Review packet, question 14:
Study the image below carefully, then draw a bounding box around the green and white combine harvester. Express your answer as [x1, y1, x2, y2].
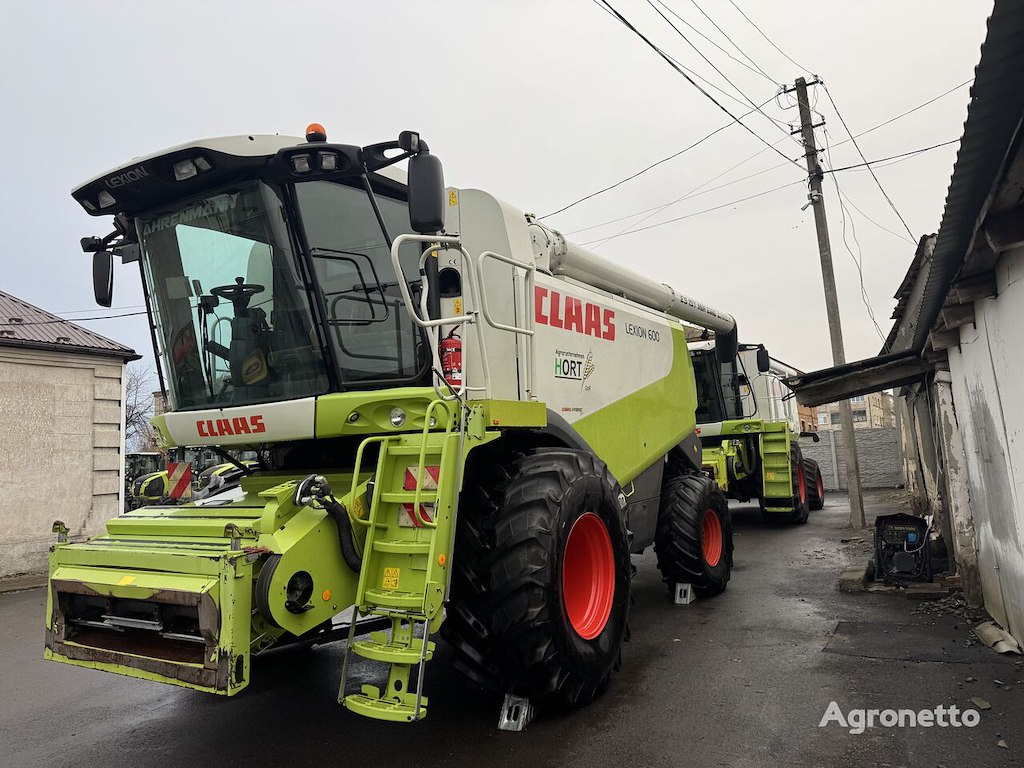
[46, 125, 744, 726]
[688, 341, 825, 524]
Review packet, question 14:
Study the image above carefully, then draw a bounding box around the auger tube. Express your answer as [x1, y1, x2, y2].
[529, 220, 737, 356]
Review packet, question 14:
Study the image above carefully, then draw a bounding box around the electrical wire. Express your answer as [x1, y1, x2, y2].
[591, 0, 783, 119]
[539, 94, 775, 219]
[566, 79, 971, 239]
[645, 0, 798, 143]
[822, 130, 886, 341]
[0, 309, 149, 327]
[828, 77, 974, 151]
[576, 179, 804, 246]
[820, 81, 916, 240]
[823, 138, 960, 174]
[685, 0, 777, 84]
[53, 304, 146, 316]
[585, 137, 799, 247]
[726, 0, 810, 75]
[594, 0, 803, 169]
[835, 187, 915, 245]
[652, 0, 777, 85]
[565, 155, 792, 235]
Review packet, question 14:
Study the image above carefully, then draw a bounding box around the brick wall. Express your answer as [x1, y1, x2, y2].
[799, 427, 903, 490]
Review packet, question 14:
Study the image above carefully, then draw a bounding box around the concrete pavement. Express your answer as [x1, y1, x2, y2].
[1, 490, 1021, 767]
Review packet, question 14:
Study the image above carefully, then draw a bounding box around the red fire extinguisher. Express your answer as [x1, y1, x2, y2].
[439, 329, 463, 386]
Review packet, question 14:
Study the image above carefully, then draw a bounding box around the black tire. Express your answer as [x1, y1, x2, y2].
[804, 458, 825, 511]
[440, 459, 510, 689]
[443, 448, 631, 707]
[655, 473, 733, 597]
[789, 445, 809, 525]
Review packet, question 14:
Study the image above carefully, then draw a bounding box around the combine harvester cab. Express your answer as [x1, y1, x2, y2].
[688, 341, 826, 524]
[47, 124, 742, 724]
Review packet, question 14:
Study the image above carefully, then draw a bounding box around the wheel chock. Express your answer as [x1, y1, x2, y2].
[497, 693, 533, 732]
[674, 583, 696, 605]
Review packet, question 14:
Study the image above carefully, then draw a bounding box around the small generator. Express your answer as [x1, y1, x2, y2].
[872, 513, 931, 585]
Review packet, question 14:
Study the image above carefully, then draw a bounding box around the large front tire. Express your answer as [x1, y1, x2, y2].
[446, 448, 631, 707]
[655, 474, 733, 597]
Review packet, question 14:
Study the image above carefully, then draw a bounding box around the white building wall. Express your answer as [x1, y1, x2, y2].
[947, 244, 1024, 642]
[0, 347, 125, 578]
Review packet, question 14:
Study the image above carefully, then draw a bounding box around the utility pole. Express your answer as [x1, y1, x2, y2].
[792, 76, 865, 529]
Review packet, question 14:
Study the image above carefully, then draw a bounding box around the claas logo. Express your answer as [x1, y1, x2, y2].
[196, 415, 266, 438]
[534, 286, 615, 340]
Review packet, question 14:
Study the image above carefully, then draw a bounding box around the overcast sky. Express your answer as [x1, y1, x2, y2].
[1, 0, 992, 378]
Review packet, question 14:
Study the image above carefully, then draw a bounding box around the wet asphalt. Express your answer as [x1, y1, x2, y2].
[2, 490, 1021, 768]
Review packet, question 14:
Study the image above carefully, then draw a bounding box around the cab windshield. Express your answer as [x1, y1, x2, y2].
[139, 181, 328, 410]
[691, 348, 745, 424]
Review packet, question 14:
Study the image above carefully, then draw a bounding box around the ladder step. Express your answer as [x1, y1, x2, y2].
[344, 687, 428, 722]
[364, 588, 426, 609]
[352, 632, 435, 664]
[373, 538, 432, 554]
[379, 491, 439, 505]
[386, 446, 445, 456]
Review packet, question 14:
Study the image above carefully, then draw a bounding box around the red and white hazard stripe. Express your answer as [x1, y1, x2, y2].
[167, 462, 192, 500]
[400, 465, 439, 527]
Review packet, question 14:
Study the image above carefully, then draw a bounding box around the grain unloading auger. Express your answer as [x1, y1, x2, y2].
[47, 125, 739, 725]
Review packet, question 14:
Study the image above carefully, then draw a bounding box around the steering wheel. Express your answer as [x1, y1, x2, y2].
[211, 277, 265, 309]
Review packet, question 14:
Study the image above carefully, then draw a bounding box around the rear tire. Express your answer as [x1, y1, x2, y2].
[444, 448, 631, 707]
[655, 473, 733, 597]
[789, 446, 809, 525]
[804, 458, 825, 511]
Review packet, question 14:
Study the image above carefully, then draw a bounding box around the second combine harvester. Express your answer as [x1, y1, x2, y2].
[46, 126, 741, 725]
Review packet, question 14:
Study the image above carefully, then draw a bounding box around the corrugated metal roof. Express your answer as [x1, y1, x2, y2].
[0, 290, 138, 360]
[912, 0, 1024, 349]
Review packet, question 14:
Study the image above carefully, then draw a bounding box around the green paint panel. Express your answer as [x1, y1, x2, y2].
[483, 399, 547, 428]
[574, 327, 696, 484]
[315, 388, 454, 438]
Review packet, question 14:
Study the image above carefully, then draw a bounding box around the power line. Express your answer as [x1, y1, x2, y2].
[822, 130, 886, 340]
[836, 187, 915, 245]
[823, 138, 960, 174]
[652, 0, 777, 85]
[53, 304, 146, 316]
[539, 95, 775, 219]
[594, 0, 802, 169]
[829, 77, 973, 151]
[584, 138, 798, 247]
[645, 0, 797, 144]
[576, 179, 804, 245]
[591, 0, 784, 122]
[686, 0, 777, 83]
[568, 77, 972, 239]
[820, 81, 916, 240]
[565, 155, 792, 235]
[0, 309, 149, 327]
[727, 0, 810, 75]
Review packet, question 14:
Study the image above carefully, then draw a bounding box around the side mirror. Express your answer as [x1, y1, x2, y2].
[715, 325, 739, 364]
[408, 151, 445, 234]
[800, 431, 821, 442]
[756, 346, 771, 373]
[93, 251, 113, 307]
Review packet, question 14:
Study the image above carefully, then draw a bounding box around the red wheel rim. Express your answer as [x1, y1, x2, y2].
[797, 463, 807, 504]
[701, 509, 723, 567]
[562, 512, 615, 640]
[816, 472, 824, 498]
